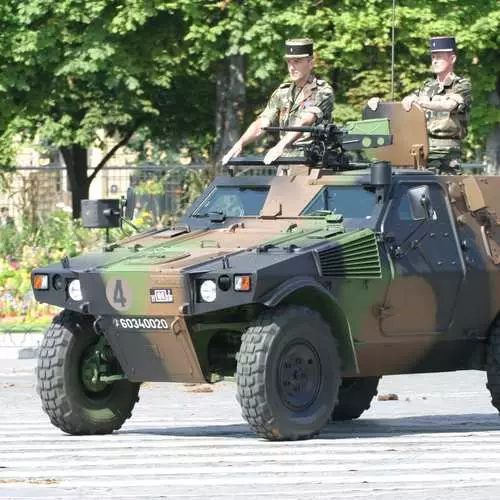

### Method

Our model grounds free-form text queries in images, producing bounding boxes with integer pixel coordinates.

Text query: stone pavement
[1,362,500,499]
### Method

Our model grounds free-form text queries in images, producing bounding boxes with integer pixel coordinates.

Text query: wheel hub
[278,341,321,411]
[80,338,116,394]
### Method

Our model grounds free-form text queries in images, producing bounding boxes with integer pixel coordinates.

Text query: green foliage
[0,0,498,170]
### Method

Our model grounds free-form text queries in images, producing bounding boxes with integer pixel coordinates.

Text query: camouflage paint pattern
[413,72,471,160]
[259,76,334,141]
[32,112,500,386]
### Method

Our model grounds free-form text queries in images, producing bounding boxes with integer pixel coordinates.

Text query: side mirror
[81,199,121,228]
[124,187,137,220]
[408,185,432,220]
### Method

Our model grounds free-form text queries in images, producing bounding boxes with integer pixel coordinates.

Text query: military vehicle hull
[31,106,500,439]
[32,169,500,440]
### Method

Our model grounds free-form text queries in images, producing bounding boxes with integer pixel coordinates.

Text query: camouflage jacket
[414,72,471,158]
[259,76,334,142]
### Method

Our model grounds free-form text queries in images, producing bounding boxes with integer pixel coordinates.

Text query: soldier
[368,36,471,173]
[222,38,334,166]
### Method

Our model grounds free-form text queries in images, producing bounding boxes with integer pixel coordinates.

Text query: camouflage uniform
[259,76,334,148]
[413,72,471,172]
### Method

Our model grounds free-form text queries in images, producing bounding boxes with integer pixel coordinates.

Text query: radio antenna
[391,0,396,100]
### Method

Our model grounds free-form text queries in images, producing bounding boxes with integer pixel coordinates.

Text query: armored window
[301,186,376,219]
[192,186,269,217]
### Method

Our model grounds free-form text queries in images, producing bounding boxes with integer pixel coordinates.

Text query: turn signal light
[234,275,251,292]
[33,274,49,290]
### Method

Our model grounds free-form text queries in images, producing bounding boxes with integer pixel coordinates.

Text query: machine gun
[264,120,392,171]
[225,118,393,172]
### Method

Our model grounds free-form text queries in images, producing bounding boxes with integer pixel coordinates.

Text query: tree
[0,1,205,217]
[0,0,498,222]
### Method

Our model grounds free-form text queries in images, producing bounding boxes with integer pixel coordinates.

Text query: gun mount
[266,120,393,171]
[227,103,431,172]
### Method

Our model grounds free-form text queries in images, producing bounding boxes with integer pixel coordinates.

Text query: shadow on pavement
[119,413,500,439]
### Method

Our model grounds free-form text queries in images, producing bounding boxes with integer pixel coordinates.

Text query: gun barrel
[225,156,307,166]
[263,126,317,134]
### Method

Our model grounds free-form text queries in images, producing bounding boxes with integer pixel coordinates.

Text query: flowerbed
[0,209,155,331]
[0,249,63,331]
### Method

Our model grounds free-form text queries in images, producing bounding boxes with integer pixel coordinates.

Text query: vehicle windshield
[301,186,376,219]
[192,186,269,217]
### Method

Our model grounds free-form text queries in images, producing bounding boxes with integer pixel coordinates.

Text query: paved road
[1,360,500,499]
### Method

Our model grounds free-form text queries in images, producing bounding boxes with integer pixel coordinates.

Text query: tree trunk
[60,145,90,219]
[214,55,246,166]
[486,80,500,175]
[60,131,135,219]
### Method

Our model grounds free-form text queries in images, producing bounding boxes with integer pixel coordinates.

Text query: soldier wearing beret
[369,36,471,173]
[222,38,334,166]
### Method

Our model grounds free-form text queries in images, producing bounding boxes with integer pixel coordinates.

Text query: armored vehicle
[32,104,500,441]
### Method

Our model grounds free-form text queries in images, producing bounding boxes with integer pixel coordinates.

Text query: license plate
[112,317,170,330]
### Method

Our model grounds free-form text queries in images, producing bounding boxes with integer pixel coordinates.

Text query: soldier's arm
[449,78,472,112]
[221,117,271,165]
[222,87,280,165]
[263,113,316,165]
[415,79,471,112]
[401,82,429,111]
[238,117,272,146]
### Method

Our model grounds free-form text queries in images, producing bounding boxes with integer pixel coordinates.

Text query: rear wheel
[37,310,140,435]
[486,317,500,413]
[332,376,380,421]
[236,306,341,441]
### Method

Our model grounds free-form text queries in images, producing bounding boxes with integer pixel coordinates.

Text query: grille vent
[317,229,381,278]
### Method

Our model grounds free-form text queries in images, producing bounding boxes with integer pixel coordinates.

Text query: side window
[397,195,413,221]
[302,186,376,219]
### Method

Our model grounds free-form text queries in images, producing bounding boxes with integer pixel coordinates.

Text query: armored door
[380,181,464,334]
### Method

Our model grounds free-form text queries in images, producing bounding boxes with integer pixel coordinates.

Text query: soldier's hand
[263,144,285,165]
[402,95,417,111]
[367,97,381,111]
[222,142,243,166]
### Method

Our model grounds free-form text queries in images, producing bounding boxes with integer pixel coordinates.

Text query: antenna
[391,0,396,100]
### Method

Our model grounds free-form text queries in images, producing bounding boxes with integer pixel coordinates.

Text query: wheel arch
[262,277,358,373]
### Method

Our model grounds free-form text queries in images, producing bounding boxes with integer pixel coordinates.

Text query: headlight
[68,279,83,301]
[199,280,217,303]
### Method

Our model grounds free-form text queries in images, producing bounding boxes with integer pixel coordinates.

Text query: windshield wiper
[194,211,226,222]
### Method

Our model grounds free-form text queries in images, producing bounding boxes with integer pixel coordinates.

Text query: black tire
[36,310,140,435]
[236,306,341,441]
[486,316,500,413]
[331,376,381,421]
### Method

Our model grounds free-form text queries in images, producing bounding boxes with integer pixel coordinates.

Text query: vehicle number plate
[112,317,169,330]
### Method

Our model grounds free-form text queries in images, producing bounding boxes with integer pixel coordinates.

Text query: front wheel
[236,306,341,441]
[37,310,140,435]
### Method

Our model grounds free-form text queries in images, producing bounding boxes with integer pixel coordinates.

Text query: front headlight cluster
[198,274,252,303]
[32,274,83,302]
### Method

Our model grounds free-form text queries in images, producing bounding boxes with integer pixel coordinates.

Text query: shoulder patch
[316,79,326,86]
[279,82,292,89]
